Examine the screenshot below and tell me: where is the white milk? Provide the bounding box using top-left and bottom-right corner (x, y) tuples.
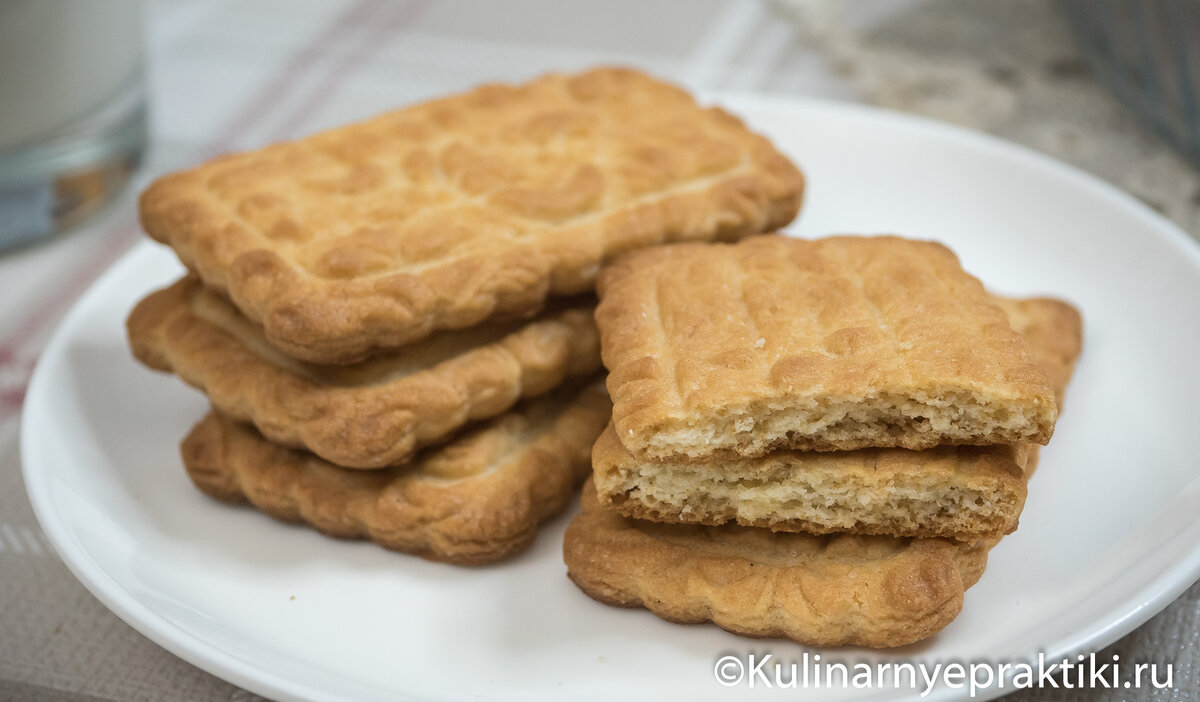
(0, 0), (144, 150)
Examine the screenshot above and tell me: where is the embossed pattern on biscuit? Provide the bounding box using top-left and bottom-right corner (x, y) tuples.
(591, 296), (1083, 541)
(140, 67), (805, 364)
(596, 235), (1061, 459)
(564, 479), (996, 648)
(183, 383), (611, 565)
(569, 294), (1082, 648)
(128, 277), (601, 468)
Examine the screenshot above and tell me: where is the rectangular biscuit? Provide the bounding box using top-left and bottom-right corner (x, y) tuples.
(129, 277), (601, 468)
(596, 235), (1059, 459)
(592, 426), (1030, 542)
(564, 478), (998, 648)
(592, 297), (1083, 541)
(183, 383), (611, 565)
(139, 67), (805, 364)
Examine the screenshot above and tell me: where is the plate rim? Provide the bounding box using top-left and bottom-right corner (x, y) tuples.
(21, 93), (1200, 702)
(21, 243), (337, 702)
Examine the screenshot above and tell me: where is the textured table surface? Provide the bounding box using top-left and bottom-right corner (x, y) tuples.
(1, 1), (1196, 700)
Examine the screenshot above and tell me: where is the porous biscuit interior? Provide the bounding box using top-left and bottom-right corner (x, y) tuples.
(593, 427), (1028, 540)
(635, 390), (1044, 458)
(593, 296), (1082, 540)
(614, 464), (1019, 535)
(598, 235), (1060, 459)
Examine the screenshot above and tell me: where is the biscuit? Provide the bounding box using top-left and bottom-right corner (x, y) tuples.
(592, 426), (1030, 542)
(592, 297), (1082, 541)
(182, 383), (610, 565)
(129, 277), (600, 468)
(140, 67), (805, 364)
(564, 479), (998, 648)
(596, 235), (1058, 459)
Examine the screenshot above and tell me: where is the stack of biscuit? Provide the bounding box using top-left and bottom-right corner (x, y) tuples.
(123, 65), (1084, 649)
(124, 68), (806, 564)
(565, 235), (1083, 647)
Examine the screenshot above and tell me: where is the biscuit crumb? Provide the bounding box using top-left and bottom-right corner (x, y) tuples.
(596, 236), (1062, 459)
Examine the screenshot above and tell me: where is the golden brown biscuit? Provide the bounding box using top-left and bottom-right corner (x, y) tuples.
(591, 425), (1030, 542)
(564, 479), (998, 648)
(140, 67), (805, 364)
(129, 277), (600, 468)
(182, 383), (610, 565)
(592, 297), (1082, 541)
(596, 235), (1058, 459)
(996, 298), (1083, 410)
(568, 297), (1081, 647)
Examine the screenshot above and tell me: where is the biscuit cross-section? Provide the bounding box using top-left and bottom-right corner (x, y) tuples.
(596, 235), (1059, 459)
(592, 297), (1083, 541)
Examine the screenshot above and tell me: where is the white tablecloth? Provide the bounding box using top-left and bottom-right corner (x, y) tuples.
(2, 1), (1196, 699)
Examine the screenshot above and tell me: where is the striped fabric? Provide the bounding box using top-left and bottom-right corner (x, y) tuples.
(2, 1), (1196, 700)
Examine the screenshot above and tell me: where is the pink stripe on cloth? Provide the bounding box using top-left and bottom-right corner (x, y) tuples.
(269, 0), (434, 138)
(209, 0), (382, 151)
(0, 221), (140, 418)
(0, 361), (34, 415)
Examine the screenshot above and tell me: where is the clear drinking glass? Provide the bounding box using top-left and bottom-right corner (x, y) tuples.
(0, 0), (148, 251)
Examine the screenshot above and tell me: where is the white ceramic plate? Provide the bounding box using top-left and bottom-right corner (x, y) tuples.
(23, 95), (1200, 702)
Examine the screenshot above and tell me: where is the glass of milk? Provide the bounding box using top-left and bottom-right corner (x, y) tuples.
(0, 0), (147, 251)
